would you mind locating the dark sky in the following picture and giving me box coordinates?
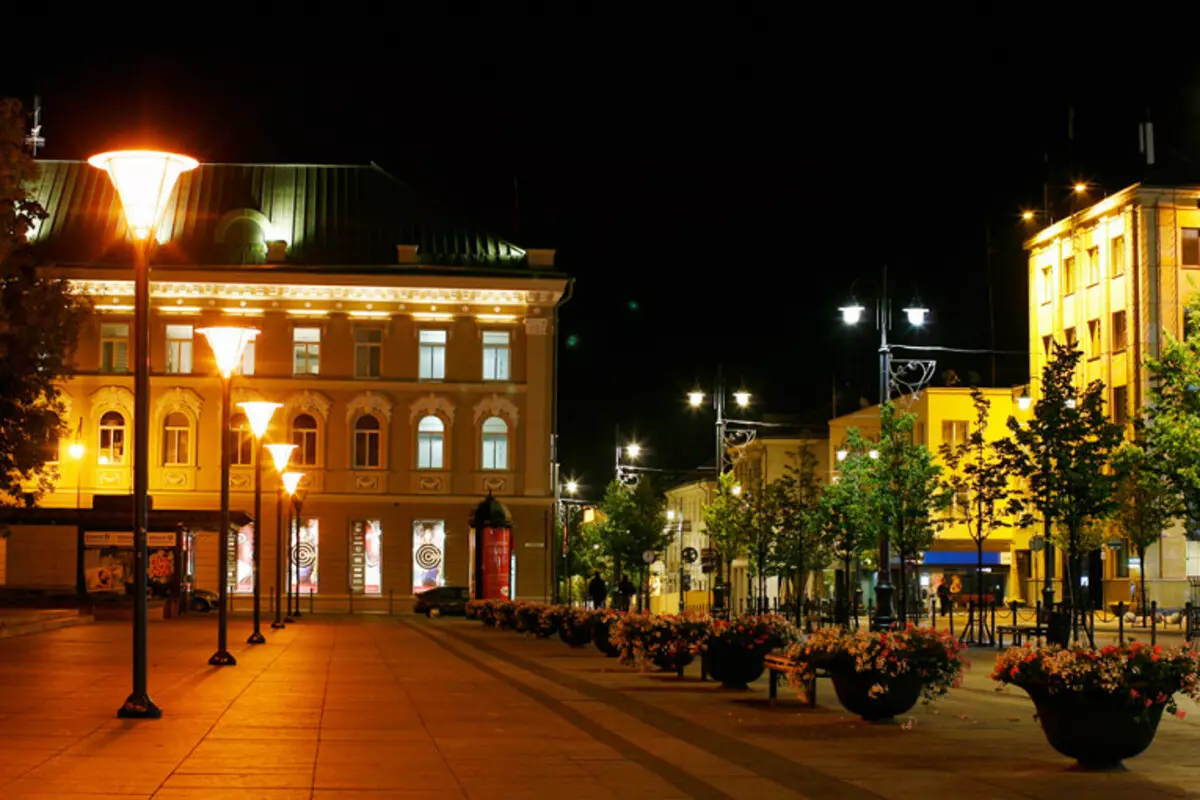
[8,43,1200,498]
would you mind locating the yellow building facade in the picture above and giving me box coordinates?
[2,160,567,608]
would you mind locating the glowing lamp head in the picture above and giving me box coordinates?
[1017,395,1033,411]
[687,391,705,408]
[731,484,742,497]
[281,471,304,496]
[265,443,297,474]
[1065,398,1077,410]
[733,391,751,408]
[903,306,929,326]
[564,480,579,496]
[836,449,848,462]
[87,150,197,240]
[68,442,84,460]
[198,327,258,378]
[625,443,641,460]
[237,401,282,438]
[868,449,880,460]
[667,509,676,521]
[839,304,865,325]
[1074,182,1088,194]
[1022,210,1035,221]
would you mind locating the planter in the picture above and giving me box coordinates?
[706,640,768,689]
[1024,685,1165,768]
[830,667,924,722]
[652,649,695,672]
[594,621,619,657]
[559,622,593,648]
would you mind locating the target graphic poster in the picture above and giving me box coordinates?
[290,518,319,593]
[412,520,446,593]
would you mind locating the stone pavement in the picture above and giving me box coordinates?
[1,616,1199,799]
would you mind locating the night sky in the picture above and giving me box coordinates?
[8,44,1200,498]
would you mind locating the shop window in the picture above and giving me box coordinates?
[481,416,508,470]
[162,411,191,465]
[353,414,382,468]
[291,518,319,593]
[417,415,444,469]
[1114,541,1130,578]
[291,413,319,466]
[413,520,446,594]
[230,412,253,466]
[99,411,126,464]
[350,520,383,595]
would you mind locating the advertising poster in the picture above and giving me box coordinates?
[412,520,445,593]
[290,519,319,593]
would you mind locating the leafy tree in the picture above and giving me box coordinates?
[0,98,88,506]
[869,403,947,625]
[996,343,1125,637]
[594,478,669,608]
[1112,439,1182,621]
[764,444,827,622]
[939,389,1021,614]
[702,471,750,611]
[817,429,878,627]
[560,504,605,605]
[1143,296,1200,518]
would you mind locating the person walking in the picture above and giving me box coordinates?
[618,575,635,611]
[937,578,950,618]
[587,571,607,610]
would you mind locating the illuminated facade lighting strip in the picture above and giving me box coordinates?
[475,313,519,322]
[96,305,135,313]
[348,310,392,318]
[68,280,543,306]
[411,312,455,321]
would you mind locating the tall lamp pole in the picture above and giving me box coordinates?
[266,446,297,629]
[199,327,258,667]
[281,472,304,622]
[238,402,282,644]
[90,150,197,719]
[290,486,308,618]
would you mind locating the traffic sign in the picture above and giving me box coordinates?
[1030,535,1046,553]
[642,550,657,565]
[682,546,699,564]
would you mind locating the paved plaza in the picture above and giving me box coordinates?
[1,615,1200,799]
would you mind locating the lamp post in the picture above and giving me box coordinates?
[560,479,579,605]
[90,149,197,720]
[237,402,282,645]
[198,327,258,667]
[265,445,296,629]
[281,471,304,622]
[288,480,309,619]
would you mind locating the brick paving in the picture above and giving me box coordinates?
[1,615,1199,798]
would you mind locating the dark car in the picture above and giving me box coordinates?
[413,586,469,617]
[190,589,218,612]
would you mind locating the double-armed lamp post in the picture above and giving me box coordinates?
[89,150,198,719]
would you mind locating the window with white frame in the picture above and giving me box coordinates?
[418,330,446,380]
[293,327,321,375]
[292,413,319,466]
[1111,235,1126,277]
[417,415,444,469]
[237,340,256,376]
[162,411,190,465]
[355,328,382,378]
[100,324,129,373]
[230,412,253,466]
[481,416,508,470]
[353,414,382,468]
[99,411,126,464]
[165,325,193,374]
[482,330,510,380]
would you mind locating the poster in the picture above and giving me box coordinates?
[412,520,445,593]
[481,526,512,600]
[350,520,383,595]
[232,524,254,594]
[290,518,319,593]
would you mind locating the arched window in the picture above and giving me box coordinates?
[99,411,126,464]
[353,414,382,468]
[417,415,444,469]
[230,412,253,466]
[292,413,319,466]
[162,412,191,466]
[481,416,508,470]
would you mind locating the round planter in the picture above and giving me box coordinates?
[706,640,768,689]
[536,620,559,639]
[830,667,924,722]
[1024,685,1165,768]
[559,622,594,648]
[594,621,619,657]
[652,649,695,672]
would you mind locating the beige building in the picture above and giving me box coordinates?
[2,160,567,608]
[652,479,715,613]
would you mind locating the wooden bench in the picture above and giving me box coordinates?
[766,653,829,707]
[996,624,1046,648]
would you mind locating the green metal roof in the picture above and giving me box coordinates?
[26,161,529,269]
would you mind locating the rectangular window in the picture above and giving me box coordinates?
[1113,385,1129,426]
[941,420,968,448]
[290,518,319,593]
[293,327,321,375]
[1041,266,1053,304]
[1184,228,1200,267]
[1114,541,1130,578]
[419,330,447,380]
[355,328,382,378]
[1063,256,1076,294]
[1088,319,1101,358]
[1065,327,1078,351]
[100,324,129,373]
[1087,247,1100,285]
[237,341,256,376]
[349,520,383,596]
[231,523,254,595]
[413,520,446,594]
[165,324,193,374]
[1111,311,1127,351]
[482,330,510,380]
[1042,335,1053,359]
[1111,235,1126,277]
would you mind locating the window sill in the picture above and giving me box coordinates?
[1088,356,1101,363]
[1113,348,1127,356]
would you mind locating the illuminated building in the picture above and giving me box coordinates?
[0,160,567,607]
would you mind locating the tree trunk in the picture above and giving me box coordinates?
[1139,544,1149,625]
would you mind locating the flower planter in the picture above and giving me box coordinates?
[1023,685,1165,768]
[830,667,924,722]
[652,650,695,672]
[706,640,768,689]
[594,621,619,657]
[559,622,593,648]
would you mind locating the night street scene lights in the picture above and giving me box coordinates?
[237,401,283,645]
[281,471,307,621]
[265,443,297,630]
[90,148,198,720]
[198,326,258,667]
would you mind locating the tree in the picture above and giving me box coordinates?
[869,403,947,625]
[817,428,878,627]
[764,444,827,622]
[594,478,669,608]
[939,389,1020,620]
[1112,439,1182,622]
[560,504,605,605]
[996,343,1125,639]
[0,98,88,506]
[1143,296,1200,523]
[702,471,751,610]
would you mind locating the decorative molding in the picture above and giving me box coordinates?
[472,394,520,426]
[409,394,455,425]
[284,390,332,422]
[483,476,507,494]
[354,474,380,491]
[346,391,394,424]
[229,473,251,490]
[69,280,557,307]
[154,387,204,424]
[162,471,189,488]
[214,209,271,244]
[524,318,549,336]
[417,475,444,492]
[89,386,135,422]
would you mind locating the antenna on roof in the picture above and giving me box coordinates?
[24,96,44,156]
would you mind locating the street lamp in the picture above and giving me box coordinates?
[237,401,282,645]
[199,326,258,667]
[281,471,308,619]
[625,442,642,460]
[90,149,197,720]
[265,444,296,629]
[280,471,304,621]
[565,480,579,496]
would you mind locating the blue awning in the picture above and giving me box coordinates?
[920,551,1003,566]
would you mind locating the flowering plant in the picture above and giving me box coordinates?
[992,642,1200,717]
[558,607,596,634]
[148,550,174,583]
[701,614,796,653]
[611,613,708,668]
[490,600,518,629]
[465,599,486,620]
[537,605,567,637]
[785,625,967,703]
[514,601,547,633]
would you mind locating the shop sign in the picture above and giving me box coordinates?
[84,532,177,548]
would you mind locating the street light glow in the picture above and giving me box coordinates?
[1074,182,1088,194]
[733,391,751,408]
[687,390,704,408]
[1017,395,1032,411]
[198,327,258,378]
[565,480,579,495]
[836,449,848,462]
[237,401,282,439]
[1022,210,1035,221]
[903,306,929,326]
[731,484,742,497]
[839,304,865,325]
[265,443,297,474]
[868,449,880,460]
[87,150,198,240]
[281,471,304,495]
[667,509,676,521]
[68,441,84,460]
[625,443,641,459]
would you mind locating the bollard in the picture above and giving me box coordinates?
[389,589,394,616]
[1118,601,1125,646]
[1151,600,1158,646]
[310,587,315,615]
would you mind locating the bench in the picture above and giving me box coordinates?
[766,653,829,707]
[996,624,1046,648]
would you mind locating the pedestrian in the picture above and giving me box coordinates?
[587,570,607,610]
[618,575,635,611]
[937,578,950,618]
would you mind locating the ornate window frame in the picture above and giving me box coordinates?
[472,394,519,472]
[284,390,332,471]
[153,388,203,468]
[410,394,455,471]
[346,391,393,471]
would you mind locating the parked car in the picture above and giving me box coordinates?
[190,589,218,612]
[413,586,469,617]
